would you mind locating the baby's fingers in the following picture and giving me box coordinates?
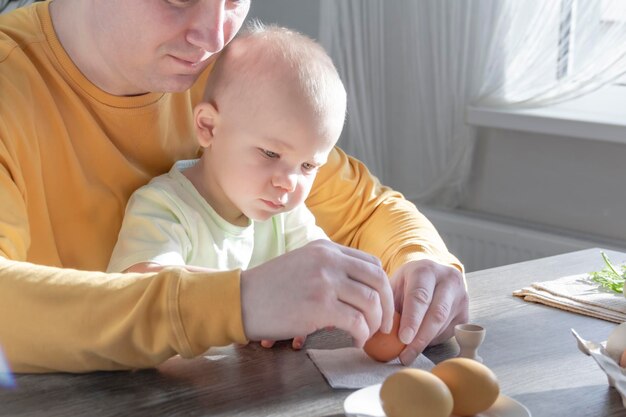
[260,340,276,348]
[292,336,306,350]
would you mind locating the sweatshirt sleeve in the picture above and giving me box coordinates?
[0,258,247,373]
[306,147,463,277]
[0,131,247,373]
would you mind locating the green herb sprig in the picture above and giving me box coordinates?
[589,252,626,294]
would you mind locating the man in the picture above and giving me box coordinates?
[0,0,468,373]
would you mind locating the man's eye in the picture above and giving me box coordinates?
[302,163,317,171]
[226,0,249,10]
[166,0,197,7]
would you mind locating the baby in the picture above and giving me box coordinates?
[107,21,347,351]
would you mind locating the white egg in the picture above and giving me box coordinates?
[606,322,626,361]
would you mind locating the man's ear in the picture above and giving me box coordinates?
[194,101,219,148]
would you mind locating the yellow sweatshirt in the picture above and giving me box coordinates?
[0,2,461,373]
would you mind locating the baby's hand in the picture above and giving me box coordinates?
[260,336,306,350]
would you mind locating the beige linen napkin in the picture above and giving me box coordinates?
[306,347,434,389]
[513,273,626,323]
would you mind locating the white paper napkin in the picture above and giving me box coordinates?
[306,347,435,389]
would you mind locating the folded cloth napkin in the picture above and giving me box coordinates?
[306,347,434,389]
[513,273,626,323]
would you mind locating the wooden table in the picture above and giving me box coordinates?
[2,248,626,416]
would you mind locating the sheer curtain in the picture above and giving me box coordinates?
[319,0,626,207]
[319,1,503,207]
[476,0,626,107]
[318,1,388,181]
[0,0,38,14]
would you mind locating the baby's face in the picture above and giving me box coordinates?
[203,86,343,223]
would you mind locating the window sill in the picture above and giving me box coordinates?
[466,85,626,145]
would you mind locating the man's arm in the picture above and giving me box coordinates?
[307,147,469,364]
[0,150,395,371]
[307,147,462,274]
[0,257,247,373]
[0,148,248,372]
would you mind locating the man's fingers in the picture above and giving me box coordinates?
[398,266,467,365]
[399,300,452,365]
[241,240,396,344]
[401,286,452,365]
[330,301,371,347]
[336,278,384,337]
[398,278,436,345]
[339,251,394,334]
[335,242,383,267]
[412,267,467,349]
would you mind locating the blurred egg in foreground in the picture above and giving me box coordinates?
[380,368,453,417]
[431,357,500,416]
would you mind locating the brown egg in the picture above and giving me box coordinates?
[431,358,500,416]
[380,368,453,417]
[363,311,405,362]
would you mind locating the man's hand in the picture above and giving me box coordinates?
[390,259,469,365]
[240,240,395,347]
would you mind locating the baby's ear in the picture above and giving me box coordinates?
[194,101,219,147]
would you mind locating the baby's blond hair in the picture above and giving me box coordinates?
[204,20,346,123]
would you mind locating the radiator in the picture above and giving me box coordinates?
[419,207,626,272]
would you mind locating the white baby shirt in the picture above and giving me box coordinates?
[107,160,328,272]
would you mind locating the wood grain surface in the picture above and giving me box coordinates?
[2,248,626,416]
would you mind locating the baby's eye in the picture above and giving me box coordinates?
[302,163,317,172]
[261,149,279,159]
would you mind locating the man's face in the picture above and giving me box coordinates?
[90,0,250,95]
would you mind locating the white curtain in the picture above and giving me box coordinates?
[319,1,503,207]
[319,0,626,207]
[318,1,388,181]
[0,0,38,14]
[476,0,626,107]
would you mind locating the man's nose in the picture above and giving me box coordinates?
[186,1,226,53]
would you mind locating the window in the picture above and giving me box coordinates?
[557,1,626,82]
[468,0,626,144]
[601,1,626,85]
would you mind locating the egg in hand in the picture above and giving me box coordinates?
[363,311,406,362]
